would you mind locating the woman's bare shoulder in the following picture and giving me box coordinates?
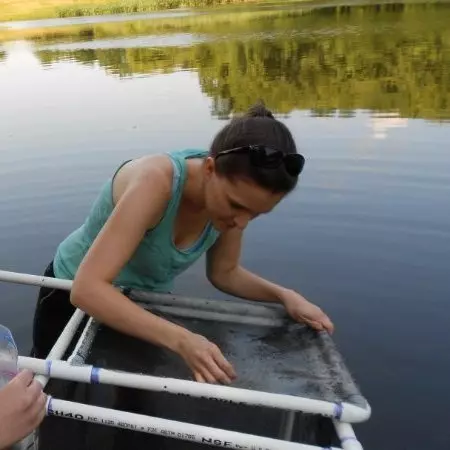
[112,154,174,205]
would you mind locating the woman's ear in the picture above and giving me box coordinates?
[204,156,216,179]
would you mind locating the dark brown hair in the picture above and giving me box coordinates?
[209,101,300,193]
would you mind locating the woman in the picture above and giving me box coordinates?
[32,102,333,384]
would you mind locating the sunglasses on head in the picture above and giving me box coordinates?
[214,145,305,177]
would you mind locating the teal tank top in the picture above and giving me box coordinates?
[53,149,220,293]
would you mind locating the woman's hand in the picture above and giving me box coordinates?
[0,370,46,450]
[280,289,334,334]
[177,332,237,385]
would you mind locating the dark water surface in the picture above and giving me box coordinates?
[1,2,450,449]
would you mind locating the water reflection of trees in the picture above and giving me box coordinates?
[0,51,6,62]
[36,3,450,120]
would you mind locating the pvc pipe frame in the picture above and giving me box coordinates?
[2,268,371,420]
[2,269,369,448]
[45,396,342,450]
[139,303,287,327]
[11,308,86,450]
[67,316,98,366]
[0,270,73,291]
[18,356,370,423]
[333,421,363,450]
[127,288,286,318]
[30,317,360,450]
[0,269,283,316]
[0,269,280,316]
[0,269,286,327]
[35,309,86,388]
[279,410,296,441]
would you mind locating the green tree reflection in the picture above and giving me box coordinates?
[36,3,450,120]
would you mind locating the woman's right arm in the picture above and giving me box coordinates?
[71,163,187,351]
[70,162,236,384]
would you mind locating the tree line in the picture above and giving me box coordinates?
[35,2,450,121]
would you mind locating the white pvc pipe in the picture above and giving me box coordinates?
[45,396,341,450]
[0,269,72,291]
[19,356,370,423]
[0,269,286,321]
[333,420,363,450]
[279,410,296,441]
[146,304,287,327]
[8,307,84,449]
[35,309,85,388]
[2,268,371,424]
[130,290,285,318]
[67,316,96,365]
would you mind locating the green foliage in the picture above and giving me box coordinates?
[0,0,264,21]
[29,3,450,121]
[55,1,215,18]
[1,8,311,44]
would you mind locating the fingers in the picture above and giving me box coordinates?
[297,310,335,335]
[191,350,236,385]
[27,379,44,403]
[315,310,334,334]
[35,399,47,426]
[297,313,322,330]
[194,368,218,385]
[313,322,323,330]
[203,358,231,384]
[194,372,205,383]
[205,345,237,384]
[13,369,34,387]
[200,366,220,384]
[29,391,47,426]
[307,320,324,332]
[310,318,334,334]
[322,316,335,334]
[212,348,236,381]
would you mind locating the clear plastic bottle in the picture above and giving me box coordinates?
[0,324,18,386]
[0,325,38,450]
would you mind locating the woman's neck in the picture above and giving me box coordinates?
[182,159,207,212]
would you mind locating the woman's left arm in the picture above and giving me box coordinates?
[206,229,334,333]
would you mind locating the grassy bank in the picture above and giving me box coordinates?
[0,6,315,42]
[0,0,441,22]
[0,0,266,22]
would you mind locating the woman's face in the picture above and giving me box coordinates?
[202,157,286,232]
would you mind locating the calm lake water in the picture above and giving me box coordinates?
[1,1,450,449]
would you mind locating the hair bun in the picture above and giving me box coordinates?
[246,100,275,119]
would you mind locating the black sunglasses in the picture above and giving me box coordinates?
[214,145,305,177]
